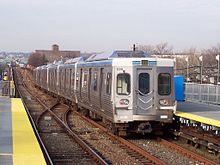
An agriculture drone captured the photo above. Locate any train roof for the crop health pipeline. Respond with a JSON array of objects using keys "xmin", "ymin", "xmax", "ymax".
[
  {"xmin": 86, "ymin": 50, "xmax": 149, "ymax": 62},
  {"xmin": 65, "ymin": 56, "xmax": 84, "ymax": 64}
]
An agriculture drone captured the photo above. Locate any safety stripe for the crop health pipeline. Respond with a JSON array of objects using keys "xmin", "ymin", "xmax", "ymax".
[
  {"xmin": 176, "ymin": 111, "xmax": 220, "ymax": 128},
  {"xmin": 12, "ymin": 98, "xmax": 46, "ymax": 165}
]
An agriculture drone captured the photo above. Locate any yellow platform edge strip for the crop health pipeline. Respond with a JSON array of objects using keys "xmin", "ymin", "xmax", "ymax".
[
  {"xmin": 176, "ymin": 111, "xmax": 220, "ymax": 128},
  {"xmin": 12, "ymin": 98, "xmax": 46, "ymax": 165}
]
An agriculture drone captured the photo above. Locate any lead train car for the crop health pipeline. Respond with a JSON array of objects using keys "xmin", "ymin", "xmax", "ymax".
[{"xmin": 34, "ymin": 51, "xmax": 176, "ymax": 136}]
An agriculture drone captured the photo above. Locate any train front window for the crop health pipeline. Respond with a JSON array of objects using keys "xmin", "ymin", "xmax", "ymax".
[
  {"xmin": 117, "ymin": 73, "xmax": 130, "ymax": 95},
  {"xmin": 158, "ymin": 73, "xmax": 171, "ymax": 95},
  {"xmin": 139, "ymin": 73, "xmax": 149, "ymax": 94}
]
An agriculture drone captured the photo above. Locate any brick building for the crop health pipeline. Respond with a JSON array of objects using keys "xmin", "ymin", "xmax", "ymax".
[{"xmin": 35, "ymin": 44, "xmax": 80, "ymax": 63}]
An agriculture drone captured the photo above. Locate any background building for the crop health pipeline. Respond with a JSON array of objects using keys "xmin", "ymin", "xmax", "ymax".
[{"xmin": 35, "ymin": 44, "xmax": 80, "ymax": 63}]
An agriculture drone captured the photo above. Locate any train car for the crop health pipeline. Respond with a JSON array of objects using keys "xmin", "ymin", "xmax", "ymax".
[
  {"xmin": 33, "ymin": 50, "xmax": 176, "ymax": 136},
  {"xmin": 75, "ymin": 51, "xmax": 176, "ymax": 135}
]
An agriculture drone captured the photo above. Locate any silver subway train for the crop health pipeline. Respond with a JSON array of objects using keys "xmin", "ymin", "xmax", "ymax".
[{"xmin": 33, "ymin": 51, "xmax": 176, "ymax": 136}]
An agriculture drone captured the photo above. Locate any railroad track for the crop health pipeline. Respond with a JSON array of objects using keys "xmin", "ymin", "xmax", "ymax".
[
  {"xmin": 16, "ymin": 67, "xmax": 167, "ymax": 164},
  {"xmin": 14, "ymin": 68, "xmax": 108, "ymax": 164},
  {"xmin": 14, "ymin": 67, "xmax": 219, "ymax": 165},
  {"xmin": 14, "ymin": 68, "xmax": 53, "ymax": 164},
  {"xmin": 68, "ymin": 111, "xmax": 165, "ymax": 165},
  {"xmin": 37, "ymin": 104, "xmax": 105, "ymax": 164},
  {"xmin": 172, "ymin": 126, "xmax": 220, "ymax": 164},
  {"xmin": 159, "ymin": 138, "xmax": 218, "ymax": 165},
  {"xmin": 74, "ymin": 111, "xmax": 219, "ymax": 165}
]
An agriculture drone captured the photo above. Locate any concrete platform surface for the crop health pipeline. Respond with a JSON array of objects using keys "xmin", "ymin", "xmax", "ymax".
[{"xmin": 0, "ymin": 97, "xmax": 46, "ymax": 165}]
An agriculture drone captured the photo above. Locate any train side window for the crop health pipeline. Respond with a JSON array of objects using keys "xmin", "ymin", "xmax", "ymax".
[
  {"xmin": 83, "ymin": 73, "xmax": 88, "ymax": 87},
  {"xmin": 76, "ymin": 72, "xmax": 79, "ymax": 87},
  {"xmin": 54, "ymin": 71, "xmax": 56, "ymax": 88},
  {"xmin": 158, "ymin": 73, "xmax": 171, "ymax": 95},
  {"xmin": 117, "ymin": 73, "xmax": 130, "ymax": 95},
  {"xmin": 69, "ymin": 69, "xmax": 72, "ymax": 90},
  {"xmin": 106, "ymin": 73, "xmax": 112, "ymax": 95},
  {"xmin": 93, "ymin": 72, "xmax": 97, "ymax": 91},
  {"xmin": 64, "ymin": 69, "xmax": 66, "ymax": 90},
  {"xmin": 139, "ymin": 73, "xmax": 149, "ymax": 94},
  {"xmin": 59, "ymin": 70, "xmax": 62, "ymax": 90},
  {"xmin": 64, "ymin": 69, "xmax": 68, "ymax": 91},
  {"xmin": 71, "ymin": 72, "xmax": 75, "ymax": 89}
]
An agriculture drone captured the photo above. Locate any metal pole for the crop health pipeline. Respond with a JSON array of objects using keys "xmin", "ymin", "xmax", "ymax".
[
  {"xmin": 216, "ymin": 54, "xmax": 220, "ymax": 103},
  {"xmin": 187, "ymin": 60, "xmax": 189, "ymax": 82},
  {"xmin": 174, "ymin": 57, "xmax": 176, "ymax": 75},
  {"xmin": 218, "ymin": 57, "xmax": 219, "ymax": 85},
  {"xmin": 201, "ymin": 60, "xmax": 203, "ymax": 84}
]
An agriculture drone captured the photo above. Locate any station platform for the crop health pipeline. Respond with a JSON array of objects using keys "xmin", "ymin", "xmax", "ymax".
[
  {"xmin": 0, "ymin": 97, "xmax": 46, "ymax": 165},
  {"xmin": 176, "ymin": 101, "xmax": 220, "ymax": 128}
]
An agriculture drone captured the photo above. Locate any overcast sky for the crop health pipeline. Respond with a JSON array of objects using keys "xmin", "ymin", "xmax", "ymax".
[{"xmin": 0, "ymin": 0, "xmax": 220, "ymax": 52}]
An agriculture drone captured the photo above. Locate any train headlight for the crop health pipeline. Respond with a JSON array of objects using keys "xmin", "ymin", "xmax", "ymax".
[
  {"xmin": 159, "ymin": 99, "xmax": 169, "ymax": 106},
  {"xmin": 119, "ymin": 99, "xmax": 129, "ymax": 105}
]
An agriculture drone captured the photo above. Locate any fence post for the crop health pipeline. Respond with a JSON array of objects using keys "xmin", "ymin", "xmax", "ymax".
[
  {"xmin": 216, "ymin": 85, "xmax": 219, "ymax": 104},
  {"xmin": 199, "ymin": 84, "xmax": 202, "ymax": 102},
  {"xmin": 208, "ymin": 85, "xmax": 210, "ymax": 103}
]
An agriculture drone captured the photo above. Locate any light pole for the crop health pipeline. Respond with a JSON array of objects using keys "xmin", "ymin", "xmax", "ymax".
[
  {"xmin": 173, "ymin": 57, "xmax": 176, "ymax": 75},
  {"xmin": 199, "ymin": 55, "xmax": 203, "ymax": 84},
  {"xmin": 185, "ymin": 56, "xmax": 189, "ymax": 82},
  {"xmin": 216, "ymin": 54, "xmax": 220, "ymax": 85}
]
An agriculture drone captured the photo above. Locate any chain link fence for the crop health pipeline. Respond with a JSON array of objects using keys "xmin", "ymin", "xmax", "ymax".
[{"xmin": 185, "ymin": 83, "xmax": 220, "ymax": 104}]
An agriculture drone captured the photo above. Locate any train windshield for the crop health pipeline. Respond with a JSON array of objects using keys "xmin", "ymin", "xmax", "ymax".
[
  {"xmin": 158, "ymin": 73, "xmax": 171, "ymax": 95},
  {"xmin": 117, "ymin": 73, "xmax": 130, "ymax": 95},
  {"xmin": 139, "ymin": 73, "xmax": 149, "ymax": 94}
]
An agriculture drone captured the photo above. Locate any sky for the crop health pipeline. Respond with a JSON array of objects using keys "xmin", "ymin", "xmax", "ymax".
[{"xmin": 0, "ymin": 0, "xmax": 220, "ymax": 52}]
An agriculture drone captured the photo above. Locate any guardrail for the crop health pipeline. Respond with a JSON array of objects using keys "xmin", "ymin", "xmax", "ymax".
[{"xmin": 185, "ymin": 83, "xmax": 220, "ymax": 104}]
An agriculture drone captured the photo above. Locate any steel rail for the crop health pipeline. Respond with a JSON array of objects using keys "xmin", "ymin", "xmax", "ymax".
[
  {"xmin": 35, "ymin": 101, "xmax": 59, "ymax": 128},
  {"xmin": 74, "ymin": 111, "xmax": 166, "ymax": 165},
  {"xmin": 19, "ymin": 74, "xmax": 108, "ymax": 165},
  {"xmin": 36, "ymin": 98, "xmax": 108, "ymax": 165},
  {"xmin": 159, "ymin": 138, "xmax": 218, "ymax": 165}
]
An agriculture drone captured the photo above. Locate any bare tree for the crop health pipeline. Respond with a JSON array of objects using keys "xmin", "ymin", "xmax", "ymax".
[
  {"xmin": 202, "ymin": 44, "xmax": 220, "ymax": 67},
  {"xmin": 138, "ymin": 44, "xmax": 155, "ymax": 54},
  {"xmin": 154, "ymin": 42, "xmax": 173, "ymax": 55},
  {"xmin": 139, "ymin": 42, "xmax": 173, "ymax": 55},
  {"xmin": 201, "ymin": 44, "xmax": 220, "ymax": 81},
  {"xmin": 28, "ymin": 53, "xmax": 48, "ymax": 67}
]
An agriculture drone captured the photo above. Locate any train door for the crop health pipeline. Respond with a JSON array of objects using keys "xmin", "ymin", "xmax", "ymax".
[
  {"xmin": 135, "ymin": 68, "xmax": 154, "ymax": 115},
  {"xmin": 99, "ymin": 68, "xmax": 104, "ymax": 109}
]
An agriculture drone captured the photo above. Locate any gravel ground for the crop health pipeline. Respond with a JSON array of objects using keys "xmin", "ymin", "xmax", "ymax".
[
  {"xmin": 69, "ymin": 112, "xmax": 209, "ymax": 165},
  {"xmin": 172, "ymin": 138, "xmax": 220, "ymax": 164},
  {"xmin": 129, "ymin": 139, "xmax": 201, "ymax": 165},
  {"xmin": 69, "ymin": 113, "xmax": 145, "ymax": 165}
]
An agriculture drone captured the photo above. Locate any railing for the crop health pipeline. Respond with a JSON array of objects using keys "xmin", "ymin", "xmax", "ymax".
[
  {"xmin": 185, "ymin": 83, "xmax": 220, "ymax": 104},
  {"xmin": 0, "ymin": 80, "xmax": 15, "ymax": 97}
]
